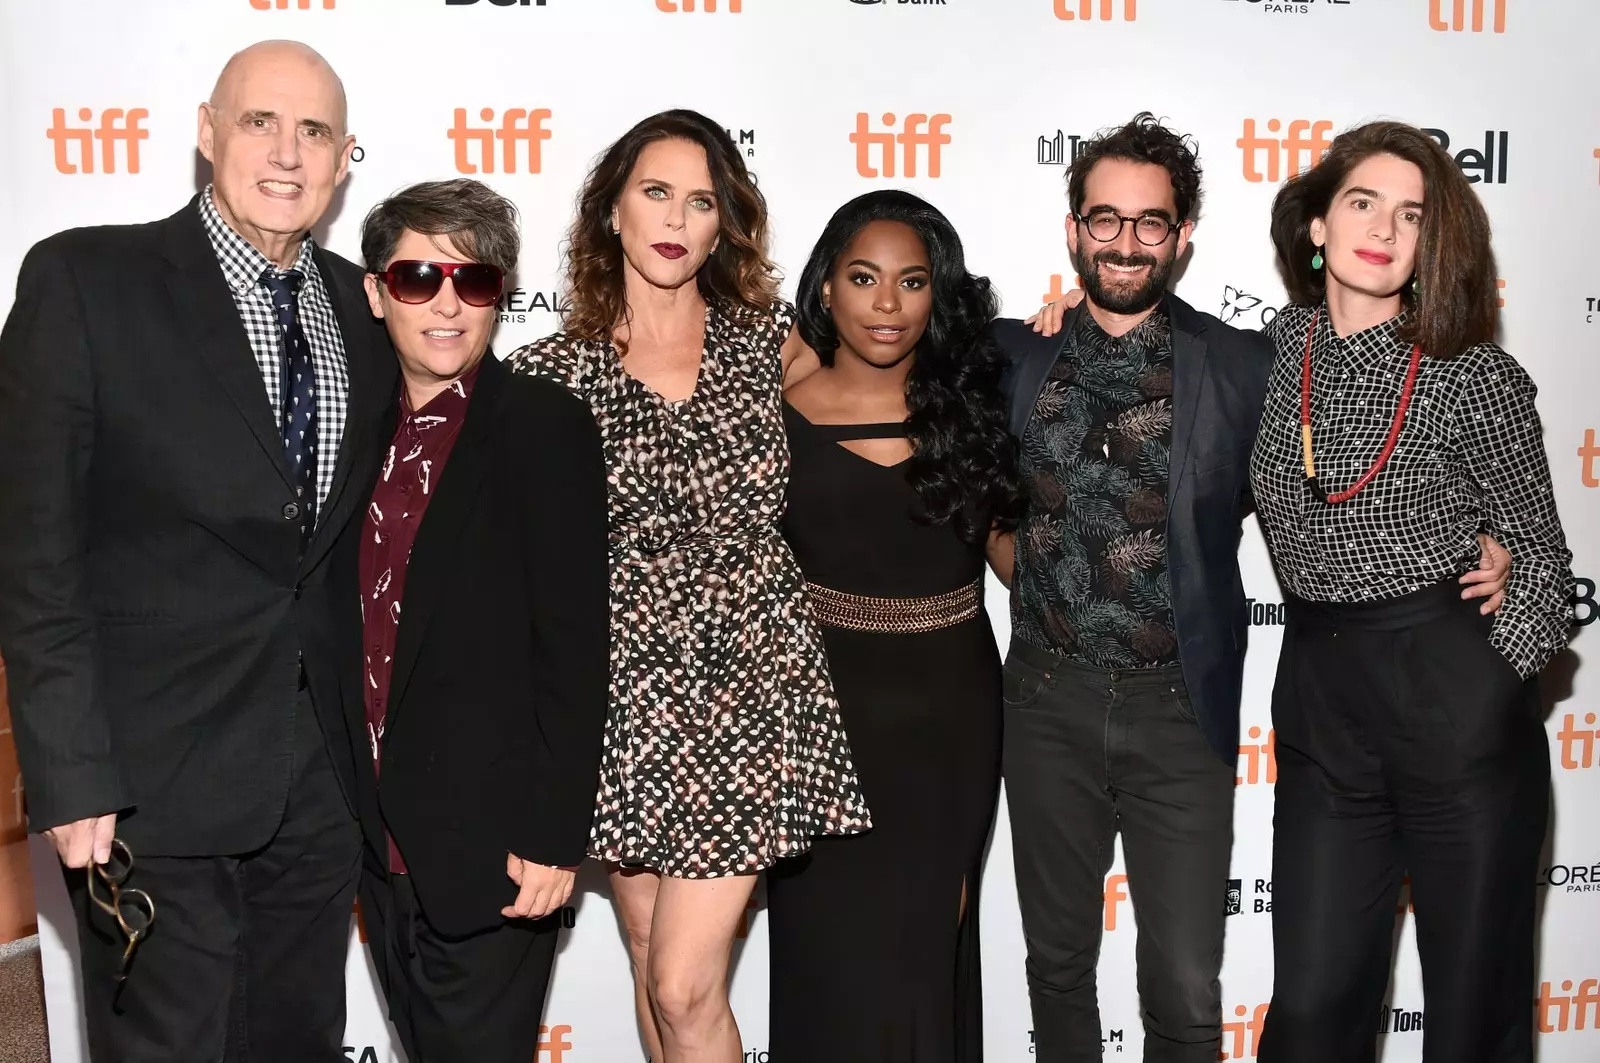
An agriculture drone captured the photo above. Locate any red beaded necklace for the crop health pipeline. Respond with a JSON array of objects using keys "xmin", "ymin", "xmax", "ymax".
[{"xmin": 1299, "ymin": 307, "xmax": 1424, "ymax": 504}]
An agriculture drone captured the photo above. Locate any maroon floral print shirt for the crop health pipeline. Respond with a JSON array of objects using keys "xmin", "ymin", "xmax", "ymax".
[{"xmin": 359, "ymin": 365, "xmax": 478, "ymax": 872}]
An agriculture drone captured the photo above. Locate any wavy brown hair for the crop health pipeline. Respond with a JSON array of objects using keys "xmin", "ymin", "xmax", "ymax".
[
  {"xmin": 563, "ymin": 109, "xmax": 779, "ymax": 353},
  {"xmin": 1271, "ymin": 120, "xmax": 1498, "ymax": 359}
]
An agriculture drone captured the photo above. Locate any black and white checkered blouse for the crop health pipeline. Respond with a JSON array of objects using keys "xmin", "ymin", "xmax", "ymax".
[
  {"xmin": 198, "ymin": 186, "xmax": 349, "ymax": 517},
  {"xmin": 1249, "ymin": 302, "xmax": 1573, "ymax": 677}
]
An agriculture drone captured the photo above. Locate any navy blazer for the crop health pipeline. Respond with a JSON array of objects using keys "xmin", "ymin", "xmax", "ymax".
[{"xmin": 992, "ymin": 293, "xmax": 1275, "ymax": 765}]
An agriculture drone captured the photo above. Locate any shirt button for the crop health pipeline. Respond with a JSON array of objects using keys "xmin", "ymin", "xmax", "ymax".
[{"xmin": 282, "ymin": 502, "xmax": 301, "ymax": 521}]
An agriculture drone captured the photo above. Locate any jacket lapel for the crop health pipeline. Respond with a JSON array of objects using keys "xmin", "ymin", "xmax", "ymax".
[
  {"xmin": 1008, "ymin": 307, "xmax": 1080, "ymax": 440},
  {"xmin": 1166, "ymin": 294, "xmax": 1211, "ymax": 506},
  {"xmin": 385, "ymin": 354, "xmax": 505, "ymax": 716},
  {"xmin": 159, "ymin": 200, "xmax": 295, "ymax": 492}
]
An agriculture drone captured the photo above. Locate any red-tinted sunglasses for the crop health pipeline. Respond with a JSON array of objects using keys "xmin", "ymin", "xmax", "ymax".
[{"xmin": 375, "ymin": 260, "xmax": 504, "ymax": 307}]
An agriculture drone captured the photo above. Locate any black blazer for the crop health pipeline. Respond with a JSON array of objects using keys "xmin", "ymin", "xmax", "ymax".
[
  {"xmin": 0, "ymin": 196, "xmax": 396, "ymax": 853},
  {"xmin": 324, "ymin": 351, "xmax": 610, "ymax": 938},
  {"xmin": 993, "ymin": 293, "xmax": 1274, "ymax": 764}
]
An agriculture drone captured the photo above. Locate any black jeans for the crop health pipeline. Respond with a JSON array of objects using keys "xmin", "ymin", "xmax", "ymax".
[
  {"xmin": 1003, "ymin": 639, "xmax": 1236, "ymax": 1063},
  {"xmin": 68, "ymin": 693, "xmax": 361, "ymax": 1062},
  {"xmin": 1259, "ymin": 582, "xmax": 1550, "ymax": 1063},
  {"xmin": 361, "ymin": 864, "xmax": 562, "ymax": 1063}
]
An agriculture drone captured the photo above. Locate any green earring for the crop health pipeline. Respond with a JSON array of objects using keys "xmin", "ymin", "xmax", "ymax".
[
  {"xmin": 1412, "ymin": 277, "xmax": 1420, "ymax": 295},
  {"xmin": 1311, "ymin": 248, "xmax": 1324, "ymax": 270}
]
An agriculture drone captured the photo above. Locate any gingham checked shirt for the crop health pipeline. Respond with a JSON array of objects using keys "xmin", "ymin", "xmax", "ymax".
[
  {"xmin": 199, "ymin": 186, "xmax": 349, "ymax": 519},
  {"xmin": 1249, "ymin": 302, "xmax": 1573, "ymax": 678}
]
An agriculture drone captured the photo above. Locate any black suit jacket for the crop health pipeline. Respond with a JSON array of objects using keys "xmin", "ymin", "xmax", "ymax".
[
  {"xmin": 0, "ymin": 197, "xmax": 396, "ymax": 854},
  {"xmin": 993, "ymin": 293, "xmax": 1274, "ymax": 764},
  {"xmin": 325, "ymin": 351, "xmax": 610, "ymax": 938}
]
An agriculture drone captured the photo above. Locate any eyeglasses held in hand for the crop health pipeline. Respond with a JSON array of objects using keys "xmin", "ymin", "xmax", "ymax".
[
  {"xmin": 374, "ymin": 260, "xmax": 505, "ymax": 307},
  {"xmin": 87, "ymin": 838, "xmax": 155, "ymax": 985}
]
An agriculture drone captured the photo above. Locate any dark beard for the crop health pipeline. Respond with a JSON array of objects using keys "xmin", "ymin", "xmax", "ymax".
[{"xmin": 1071, "ymin": 243, "xmax": 1175, "ymax": 315}]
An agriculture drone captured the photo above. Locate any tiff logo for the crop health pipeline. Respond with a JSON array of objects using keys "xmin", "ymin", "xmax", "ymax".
[
  {"xmin": 449, "ymin": 108, "xmax": 551, "ymax": 174},
  {"xmin": 251, "ymin": 0, "xmax": 335, "ymax": 7},
  {"xmin": 1220, "ymin": 1004, "xmax": 1270, "ymax": 1058},
  {"xmin": 851, "ymin": 112, "xmax": 951, "ymax": 178},
  {"xmin": 1580, "ymin": 430, "xmax": 1598, "ymax": 488},
  {"xmin": 1042, "ymin": 273, "xmax": 1083, "ymax": 307},
  {"xmin": 657, "ymin": 0, "xmax": 741, "ymax": 9},
  {"xmin": 1537, "ymin": 979, "xmax": 1600, "ymax": 1032},
  {"xmin": 1237, "ymin": 726, "xmax": 1277, "ymax": 786},
  {"xmin": 48, "ymin": 108, "xmax": 148, "ymax": 174},
  {"xmin": 1556, "ymin": 712, "xmax": 1600, "ymax": 770},
  {"xmin": 1239, "ymin": 119, "xmax": 1333, "ymax": 183},
  {"xmin": 1104, "ymin": 872, "xmax": 1129, "ymax": 930},
  {"xmin": 1429, "ymin": 0, "xmax": 1505, "ymax": 32},
  {"xmin": 538, "ymin": 1024, "xmax": 573, "ymax": 1059},
  {"xmin": 1038, "ymin": 129, "xmax": 1087, "ymax": 166},
  {"xmin": 1055, "ymin": 0, "xmax": 1137, "ymax": 19}
]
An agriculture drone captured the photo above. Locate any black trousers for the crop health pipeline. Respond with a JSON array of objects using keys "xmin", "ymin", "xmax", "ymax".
[
  {"xmin": 360, "ymin": 863, "xmax": 561, "ymax": 1063},
  {"xmin": 67, "ymin": 692, "xmax": 361, "ymax": 1062},
  {"xmin": 1259, "ymin": 582, "xmax": 1550, "ymax": 1063},
  {"xmin": 1003, "ymin": 639, "xmax": 1236, "ymax": 1063}
]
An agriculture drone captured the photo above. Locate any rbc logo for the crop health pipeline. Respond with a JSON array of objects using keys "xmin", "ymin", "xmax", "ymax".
[
  {"xmin": 448, "ymin": 108, "xmax": 552, "ymax": 174},
  {"xmin": 851, "ymin": 112, "xmax": 952, "ymax": 178},
  {"xmin": 47, "ymin": 108, "xmax": 148, "ymax": 174}
]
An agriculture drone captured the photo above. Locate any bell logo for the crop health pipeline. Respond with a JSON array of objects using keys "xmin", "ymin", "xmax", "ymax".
[
  {"xmin": 1579, "ymin": 430, "xmax": 1598, "ymax": 489},
  {"xmin": 538, "ymin": 1024, "xmax": 573, "ymax": 1059},
  {"xmin": 449, "ymin": 108, "xmax": 551, "ymax": 174},
  {"xmin": 1236, "ymin": 726, "xmax": 1277, "ymax": 786},
  {"xmin": 1220, "ymin": 1003, "xmax": 1269, "ymax": 1058},
  {"xmin": 1238, "ymin": 119, "xmax": 1334, "ymax": 183},
  {"xmin": 1429, "ymin": 0, "xmax": 1505, "ymax": 32},
  {"xmin": 1055, "ymin": 0, "xmax": 1137, "ymax": 20},
  {"xmin": 251, "ymin": 0, "xmax": 335, "ymax": 7},
  {"xmin": 1103, "ymin": 872, "xmax": 1129, "ymax": 931},
  {"xmin": 1537, "ymin": 979, "xmax": 1600, "ymax": 1032},
  {"xmin": 48, "ymin": 108, "xmax": 148, "ymax": 175},
  {"xmin": 657, "ymin": 0, "xmax": 741, "ymax": 9},
  {"xmin": 851, "ymin": 112, "xmax": 952, "ymax": 179},
  {"xmin": 1556, "ymin": 712, "xmax": 1598, "ymax": 770}
]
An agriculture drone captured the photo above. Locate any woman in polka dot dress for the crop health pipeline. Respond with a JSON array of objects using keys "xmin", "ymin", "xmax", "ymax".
[{"xmin": 507, "ymin": 109, "xmax": 870, "ymax": 1063}]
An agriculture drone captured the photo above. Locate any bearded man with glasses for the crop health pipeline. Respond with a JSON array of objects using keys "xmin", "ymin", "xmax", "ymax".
[
  {"xmin": 323, "ymin": 178, "xmax": 609, "ymax": 1063},
  {"xmin": 985, "ymin": 113, "xmax": 1510, "ymax": 1062}
]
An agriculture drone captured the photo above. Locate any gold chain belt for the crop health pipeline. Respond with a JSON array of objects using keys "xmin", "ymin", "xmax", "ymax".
[{"xmin": 806, "ymin": 579, "xmax": 981, "ymax": 634}]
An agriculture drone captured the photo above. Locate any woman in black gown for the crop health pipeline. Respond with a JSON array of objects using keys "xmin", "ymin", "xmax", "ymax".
[{"xmin": 768, "ymin": 190, "xmax": 1022, "ymax": 1061}]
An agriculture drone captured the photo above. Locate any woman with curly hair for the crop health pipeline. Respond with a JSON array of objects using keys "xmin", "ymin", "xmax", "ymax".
[
  {"xmin": 506, "ymin": 110, "xmax": 870, "ymax": 1063},
  {"xmin": 766, "ymin": 189, "xmax": 1022, "ymax": 1062}
]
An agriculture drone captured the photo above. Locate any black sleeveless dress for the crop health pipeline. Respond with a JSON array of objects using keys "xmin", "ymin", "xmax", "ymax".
[{"xmin": 767, "ymin": 401, "xmax": 1003, "ymax": 1062}]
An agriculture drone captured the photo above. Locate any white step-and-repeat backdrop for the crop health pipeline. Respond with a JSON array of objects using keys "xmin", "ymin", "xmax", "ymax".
[{"xmin": 3, "ymin": 1, "xmax": 1597, "ymax": 1059}]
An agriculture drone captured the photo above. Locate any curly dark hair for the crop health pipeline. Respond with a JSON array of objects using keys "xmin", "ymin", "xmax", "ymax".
[
  {"xmin": 795, "ymin": 190, "xmax": 1022, "ymax": 544},
  {"xmin": 562, "ymin": 109, "xmax": 779, "ymax": 354},
  {"xmin": 1068, "ymin": 112, "xmax": 1203, "ymax": 223},
  {"xmin": 1270, "ymin": 120, "xmax": 1497, "ymax": 359}
]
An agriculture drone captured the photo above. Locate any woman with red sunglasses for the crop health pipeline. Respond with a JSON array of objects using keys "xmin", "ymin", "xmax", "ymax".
[
  {"xmin": 1249, "ymin": 122, "xmax": 1572, "ymax": 1063},
  {"xmin": 508, "ymin": 110, "xmax": 870, "ymax": 1063},
  {"xmin": 332, "ymin": 178, "xmax": 611, "ymax": 1063}
]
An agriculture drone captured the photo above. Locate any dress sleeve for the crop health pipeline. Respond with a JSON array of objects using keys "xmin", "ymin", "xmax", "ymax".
[
  {"xmin": 505, "ymin": 334, "xmax": 588, "ymax": 397},
  {"xmin": 1454, "ymin": 347, "xmax": 1574, "ymax": 677}
]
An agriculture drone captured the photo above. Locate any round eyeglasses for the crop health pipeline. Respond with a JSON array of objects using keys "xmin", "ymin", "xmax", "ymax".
[{"xmin": 1075, "ymin": 211, "xmax": 1180, "ymax": 247}]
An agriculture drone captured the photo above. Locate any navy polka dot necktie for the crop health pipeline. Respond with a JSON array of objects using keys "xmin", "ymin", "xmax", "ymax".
[{"xmin": 260, "ymin": 268, "xmax": 318, "ymax": 542}]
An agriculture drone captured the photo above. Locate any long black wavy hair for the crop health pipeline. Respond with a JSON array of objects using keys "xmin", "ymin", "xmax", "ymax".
[{"xmin": 794, "ymin": 190, "xmax": 1022, "ymax": 545}]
